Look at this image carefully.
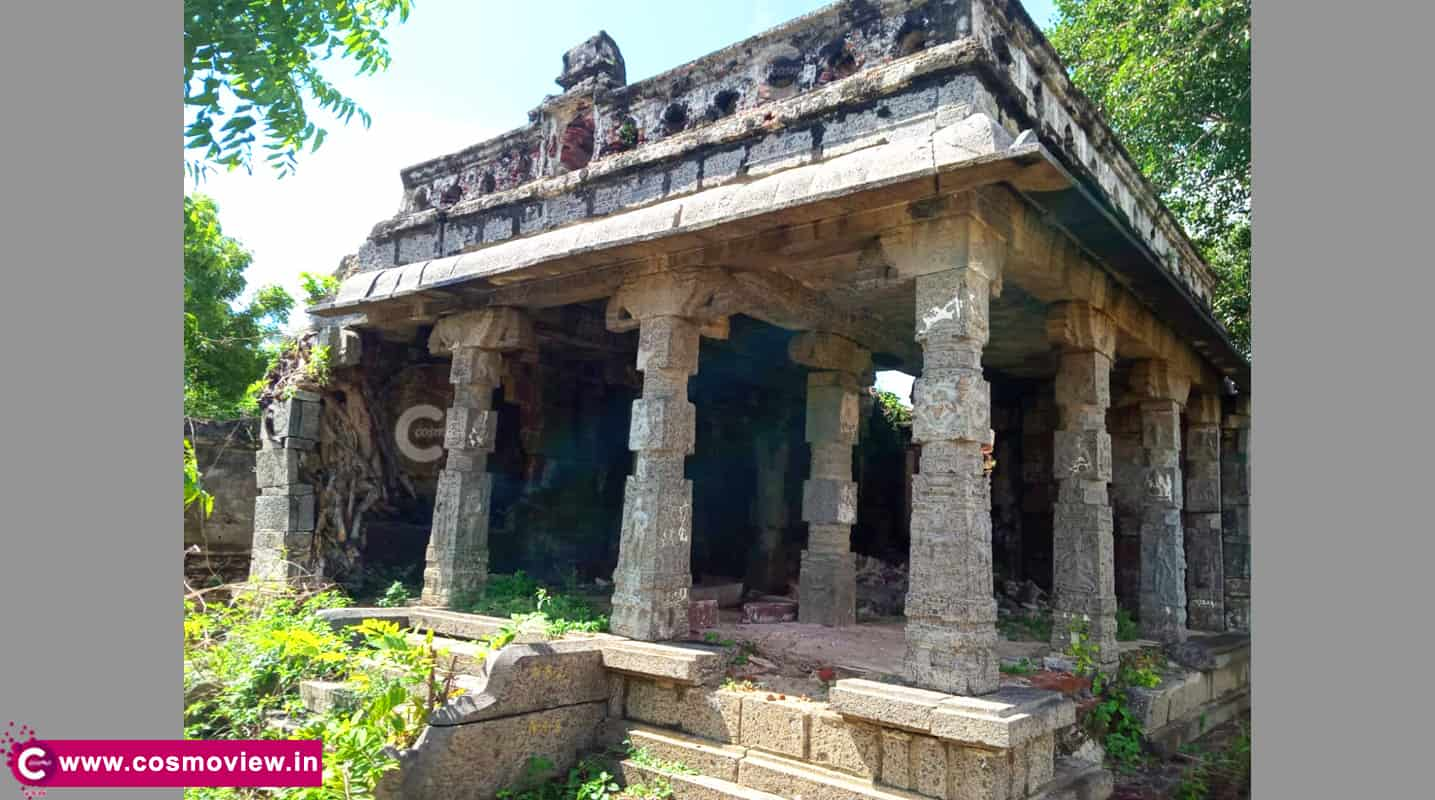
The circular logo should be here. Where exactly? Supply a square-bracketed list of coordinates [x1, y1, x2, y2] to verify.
[11, 741, 56, 786]
[395, 404, 446, 463]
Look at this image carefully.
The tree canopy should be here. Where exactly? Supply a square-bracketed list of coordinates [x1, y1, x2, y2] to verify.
[1049, 0, 1251, 354]
[184, 0, 413, 177]
[184, 194, 293, 418]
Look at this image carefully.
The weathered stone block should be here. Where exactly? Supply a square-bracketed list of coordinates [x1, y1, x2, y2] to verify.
[930, 688, 1074, 749]
[913, 735, 948, 799]
[880, 729, 912, 789]
[808, 711, 879, 777]
[802, 478, 858, 525]
[444, 406, 499, 451]
[254, 448, 300, 488]
[679, 689, 743, 743]
[739, 695, 810, 758]
[805, 385, 861, 445]
[829, 679, 949, 733]
[266, 394, 321, 443]
[798, 551, 856, 627]
[741, 600, 797, 624]
[629, 397, 697, 453]
[602, 641, 722, 685]
[636, 316, 700, 373]
[1053, 430, 1112, 482]
[1053, 351, 1111, 407]
[625, 679, 682, 728]
[948, 745, 1012, 800]
[912, 373, 991, 444]
[254, 492, 315, 532]
[448, 347, 504, 386]
[688, 598, 718, 631]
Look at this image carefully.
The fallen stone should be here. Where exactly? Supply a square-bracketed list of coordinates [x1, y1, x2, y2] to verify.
[742, 600, 797, 624]
[688, 598, 719, 632]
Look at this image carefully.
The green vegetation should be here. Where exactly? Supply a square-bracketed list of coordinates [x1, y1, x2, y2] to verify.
[1116, 608, 1142, 642]
[999, 610, 1053, 643]
[184, 194, 294, 420]
[184, 438, 215, 517]
[184, 0, 414, 178]
[1065, 621, 1167, 772]
[376, 580, 411, 608]
[183, 588, 459, 799]
[459, 574, 609, 637]
[625, 742, 698, 776]
[1174, 721, 1251, 799]
[497, 754, 671, 800]
[1000, 658, 1038, 676]
[299, 272, 342, 305]
[1050, 0, 1252, 355]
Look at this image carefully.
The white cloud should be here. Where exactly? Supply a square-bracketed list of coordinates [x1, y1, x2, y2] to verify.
[189, 110, 496, 331]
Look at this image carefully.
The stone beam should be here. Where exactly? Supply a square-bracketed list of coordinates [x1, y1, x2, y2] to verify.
[1127, 359, 1191, 643]
[1046, 301, 1119, 672]
[420, 307, 536, 607]
[1005, 196, 1223, 391]
[789, 331, 872, 627]
[884, 206, 1006, 695]
[1183, 392, 1224, 631]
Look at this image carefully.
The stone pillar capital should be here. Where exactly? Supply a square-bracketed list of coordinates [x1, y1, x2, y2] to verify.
[788, 331, 872, 377]
[1046, 301, 1116, 357]
[1128, 359, 1192, 405]
[428, 307, 536, 355]
[1186, 393, 1222, 426]
[879, 199, 1009, 286]
[605, 267, 736, 335]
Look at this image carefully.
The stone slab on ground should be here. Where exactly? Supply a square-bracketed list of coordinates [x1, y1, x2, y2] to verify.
[603, 640, 727, 685]
[742, 600, 798, 624]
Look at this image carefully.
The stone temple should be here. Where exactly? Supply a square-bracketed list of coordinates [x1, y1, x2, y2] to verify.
[243, 2, 1252, 797]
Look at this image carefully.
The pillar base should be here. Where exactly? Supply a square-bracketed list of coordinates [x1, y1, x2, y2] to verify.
[797, 550, 856, 626]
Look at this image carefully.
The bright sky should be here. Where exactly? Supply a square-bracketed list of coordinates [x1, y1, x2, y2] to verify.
[188, 0, 1059, 404]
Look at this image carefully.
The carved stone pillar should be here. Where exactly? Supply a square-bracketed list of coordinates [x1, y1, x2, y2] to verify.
[790, 331, 872, 627]
[1047, 302, 1119, 672]
[421, 308, 535, 607]
[605, 268, 730, 641]
[1221, 394, 1252, 632]
[1129, 360, 1191, 643]
[882, 200, 1008, 695]
[1183, 392, 1225, 631]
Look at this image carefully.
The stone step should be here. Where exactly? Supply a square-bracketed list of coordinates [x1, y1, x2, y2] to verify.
[623, 724, 747, 782]
[298, 673, 485, 716]
[619, 760, 786, 800]
[406, 632, 492, 677]
[737, 750, 933, 800]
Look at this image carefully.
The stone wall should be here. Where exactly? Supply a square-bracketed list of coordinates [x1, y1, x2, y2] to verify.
[184, 418, 260, 584]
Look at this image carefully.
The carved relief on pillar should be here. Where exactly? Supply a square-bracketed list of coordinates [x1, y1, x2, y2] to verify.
[1221, 394, 1252, 632]
[1127, 359, 1191, 644]
[605, 268, 733, 641]
[420, 308, 536, 608]
[883, 207, 1009, 695]
[1183, 392, 1224, 631]
[1047, 301, 1120, 671]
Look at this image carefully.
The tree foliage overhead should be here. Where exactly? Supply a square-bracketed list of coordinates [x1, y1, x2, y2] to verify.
[1049, 0, 1251, 355]
[184, 194, 293, 419]
[184, 0, 413, 177]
